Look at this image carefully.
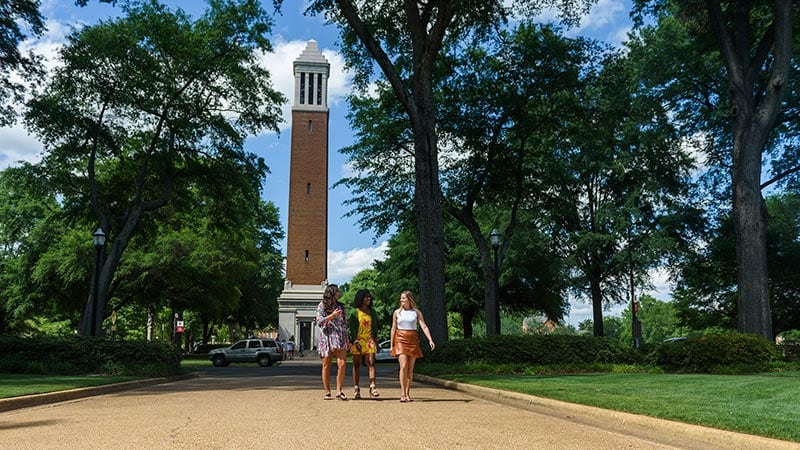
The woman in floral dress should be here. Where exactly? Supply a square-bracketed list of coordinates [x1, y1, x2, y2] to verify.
[316, 284, 349, 400]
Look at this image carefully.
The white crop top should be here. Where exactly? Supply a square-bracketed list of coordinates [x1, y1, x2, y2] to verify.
[396, 308, 418, 330]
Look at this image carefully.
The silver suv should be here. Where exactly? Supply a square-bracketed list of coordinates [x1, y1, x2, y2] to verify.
[208, 339, 282, 367]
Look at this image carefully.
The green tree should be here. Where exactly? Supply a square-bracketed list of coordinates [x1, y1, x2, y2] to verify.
[545, 50, 696, 336]
[0, 1, 121, 126]
[0, 162, 284, 338]
[674, 193, 800, 336]
[441, 23, 585, 335]
[0, 0, 44, 126]
[336, 22, 583, 336]
[633, 0, 798, 341]
[303, 0, 595, 343]
[23, 0, 285, 336]
[619, 294, 688, 346]
[0, 164, 91, 332]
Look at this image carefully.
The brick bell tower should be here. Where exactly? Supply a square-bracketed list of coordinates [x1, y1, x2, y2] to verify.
[277, 40, 330, 350]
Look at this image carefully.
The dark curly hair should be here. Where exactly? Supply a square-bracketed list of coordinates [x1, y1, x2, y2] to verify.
[354, 289, 372, 309]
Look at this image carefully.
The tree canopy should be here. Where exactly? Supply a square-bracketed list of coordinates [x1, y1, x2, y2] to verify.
[21, 0, 286, 336]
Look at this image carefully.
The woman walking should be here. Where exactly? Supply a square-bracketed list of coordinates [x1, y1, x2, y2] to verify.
[316, 284, 349, 400]
[390, 290, 435, 402]
[349, 289, 380, 399]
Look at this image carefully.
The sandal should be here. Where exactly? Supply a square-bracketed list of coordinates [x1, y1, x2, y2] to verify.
[399, 396, 408, 403]
[354, 387, 361, 400]
[323, 393, 332, 400]
[336, 392, 348, 401]
[369, 384, 380, 398]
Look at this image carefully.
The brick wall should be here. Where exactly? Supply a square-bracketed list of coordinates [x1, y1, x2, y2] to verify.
[285, 109, 329, 285]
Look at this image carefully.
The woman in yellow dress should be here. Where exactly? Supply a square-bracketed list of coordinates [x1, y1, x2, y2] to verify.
[349, 289, 380, 399]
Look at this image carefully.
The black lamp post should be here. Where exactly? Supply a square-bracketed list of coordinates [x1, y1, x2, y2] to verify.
[489, 228, 501, 335]
[91, 227, 106, 337]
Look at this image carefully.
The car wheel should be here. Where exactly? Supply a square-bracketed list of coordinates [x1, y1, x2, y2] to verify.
[257, 354, 272, 367]
[212, 354, 228, 367]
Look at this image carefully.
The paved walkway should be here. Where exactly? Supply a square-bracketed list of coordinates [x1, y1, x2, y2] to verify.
[0, 358, 796, 449]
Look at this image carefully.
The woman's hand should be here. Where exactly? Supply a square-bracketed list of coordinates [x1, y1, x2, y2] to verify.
[429, 341, 436, 351]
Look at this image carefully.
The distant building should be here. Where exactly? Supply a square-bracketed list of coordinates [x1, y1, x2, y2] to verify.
[522, 315, 558, 334]
[277, 40, 331, 350]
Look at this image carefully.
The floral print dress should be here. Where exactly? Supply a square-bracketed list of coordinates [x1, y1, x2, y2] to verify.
[316, 301, 349, 357]
[351, 308, 376, 355]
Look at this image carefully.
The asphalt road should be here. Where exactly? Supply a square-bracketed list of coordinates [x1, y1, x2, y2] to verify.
[0, 358, 796, 450]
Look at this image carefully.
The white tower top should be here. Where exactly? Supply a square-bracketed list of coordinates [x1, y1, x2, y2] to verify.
[293, 40, 330, 112]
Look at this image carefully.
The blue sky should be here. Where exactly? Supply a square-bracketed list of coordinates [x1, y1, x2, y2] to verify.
[1, 0, 670, 325]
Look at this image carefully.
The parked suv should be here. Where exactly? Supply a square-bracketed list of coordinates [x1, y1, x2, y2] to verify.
[208, 338, 282, 367]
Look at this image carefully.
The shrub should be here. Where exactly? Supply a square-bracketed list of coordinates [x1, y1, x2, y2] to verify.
[0, 334, 181, 376]
[778, 330, 800, 362]
[422, 334, 640, 367]
[650, 332, 779, 373]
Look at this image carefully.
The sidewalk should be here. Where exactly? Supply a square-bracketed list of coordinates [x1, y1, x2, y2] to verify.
[0, 361, 796, 449]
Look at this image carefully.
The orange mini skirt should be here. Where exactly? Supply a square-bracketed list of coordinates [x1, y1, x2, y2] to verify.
[391, 329, 423, 358]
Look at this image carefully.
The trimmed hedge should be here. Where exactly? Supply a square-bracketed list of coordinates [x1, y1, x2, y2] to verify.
[779, 341, 800, 362]
[650, 333, 779, 373]
[0, 335, 181, 377]
[421, 333, 783, 374]
[423, 334, 640, 366]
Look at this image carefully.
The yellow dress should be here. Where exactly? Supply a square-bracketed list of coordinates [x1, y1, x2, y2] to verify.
[351, 308, 376, 355]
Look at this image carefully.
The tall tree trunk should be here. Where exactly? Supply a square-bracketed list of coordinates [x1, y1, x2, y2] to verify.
[412, 129, 448, 344]
[733, 125, 772, 340]
[147, 308, 154, 341]
[590, 274, 604, 337]
[704, 0, 794, 342]
[79, 204, 147, 336]
[461, 309, 475, 338]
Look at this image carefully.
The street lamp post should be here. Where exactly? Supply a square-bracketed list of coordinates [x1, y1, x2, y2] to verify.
[90, 227, 106, 337]
[489, 228, 501, 335]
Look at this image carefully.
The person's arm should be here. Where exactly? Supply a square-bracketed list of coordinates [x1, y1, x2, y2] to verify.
[369, 309, 379, 342]
[416, 309, 435, 351]
[317, 302, 340, 327]
[390, 309, 398, 352]
[316, 303, 327, 326]
[347, 309, 359, 344]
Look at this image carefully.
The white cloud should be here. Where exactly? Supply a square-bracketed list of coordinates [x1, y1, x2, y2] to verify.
[574, 0, 626, 32]
[327, 241, 389, 284]
[0, 127, 44, 168]
[523, 0, 631, 46]
[0, 19, 71, 169]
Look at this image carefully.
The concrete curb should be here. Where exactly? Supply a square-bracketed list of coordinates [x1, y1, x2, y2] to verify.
[0, 373, 197, 413]
[415, 374, 799, 450]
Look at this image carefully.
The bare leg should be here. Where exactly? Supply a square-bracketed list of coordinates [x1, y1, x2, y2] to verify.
[335, 350, 347, 394]
[398, 354, 409, 401]
[321, 354, 332, 395]
[405, 356, 417, 400]
[365, 353, 376, 385]
[352, 354, 362, 390]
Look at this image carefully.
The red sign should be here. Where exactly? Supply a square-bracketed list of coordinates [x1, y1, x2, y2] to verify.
[176, 325, 184, 333]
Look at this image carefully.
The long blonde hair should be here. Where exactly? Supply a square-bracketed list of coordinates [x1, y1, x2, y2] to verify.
[400, 290, 418, 309]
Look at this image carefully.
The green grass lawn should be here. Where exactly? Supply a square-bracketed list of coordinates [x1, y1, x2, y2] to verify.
[0, 374, 137, 399]
[440, 371, 800, 442]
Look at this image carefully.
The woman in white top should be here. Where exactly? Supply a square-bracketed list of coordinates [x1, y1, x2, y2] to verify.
[390, 290, 435, 402]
